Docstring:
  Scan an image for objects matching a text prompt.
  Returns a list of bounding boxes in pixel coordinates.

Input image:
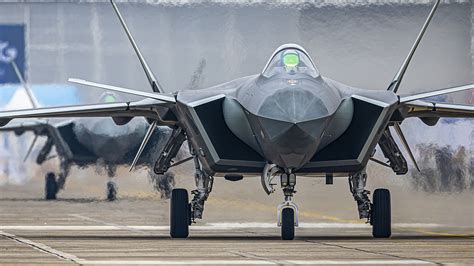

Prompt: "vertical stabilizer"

[387,0,441,93]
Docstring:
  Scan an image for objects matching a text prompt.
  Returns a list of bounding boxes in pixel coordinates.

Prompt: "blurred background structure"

[0,0,471,98]
[0,0,472,191]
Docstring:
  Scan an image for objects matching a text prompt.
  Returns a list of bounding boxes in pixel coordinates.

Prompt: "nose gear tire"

[281,208,295,240]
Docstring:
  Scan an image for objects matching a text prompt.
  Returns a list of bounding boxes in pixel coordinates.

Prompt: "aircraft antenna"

[110,0,164,93]
[387,0,440,93]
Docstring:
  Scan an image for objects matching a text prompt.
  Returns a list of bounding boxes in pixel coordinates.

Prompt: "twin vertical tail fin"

[387,0,440,93]
[384,0,441,172]
[110,0,164,170]
[110,0,164,93]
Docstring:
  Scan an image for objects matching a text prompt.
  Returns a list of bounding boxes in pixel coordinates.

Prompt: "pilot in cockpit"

[262,47,319,78]
[281,50,300,75]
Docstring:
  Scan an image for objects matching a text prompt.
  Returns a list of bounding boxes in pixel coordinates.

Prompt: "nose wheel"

[275,170,298,240]
[278,202,298,240]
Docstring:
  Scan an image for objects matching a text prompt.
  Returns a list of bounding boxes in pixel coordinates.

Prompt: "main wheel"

[281,208,295,240]
[170,188,189,238]
[106,181,117,201]
[45,173,58,200]
[372,188,391,238]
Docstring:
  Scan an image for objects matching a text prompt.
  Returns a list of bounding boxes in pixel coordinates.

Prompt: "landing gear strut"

[349,170,391,238]
[278,171,298,240]
[169,144,214,238]
[262,164,299,240]
[106,165,118,201]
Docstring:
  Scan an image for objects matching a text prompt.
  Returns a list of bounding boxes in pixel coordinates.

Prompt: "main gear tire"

[106,181,117,201]
[372,188,391,238]
[170,188,190,238]
[45,173,58,200]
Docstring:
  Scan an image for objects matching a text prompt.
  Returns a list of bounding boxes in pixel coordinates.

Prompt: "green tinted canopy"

[283,53,299,68]
[104,94,117,103]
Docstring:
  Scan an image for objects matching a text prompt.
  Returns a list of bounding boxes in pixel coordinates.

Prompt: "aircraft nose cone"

[249,114,329,169]
[246,88,333,169]
[258,88,329,123]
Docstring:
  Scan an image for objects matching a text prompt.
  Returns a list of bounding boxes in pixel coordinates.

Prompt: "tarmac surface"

[0,164,473,265]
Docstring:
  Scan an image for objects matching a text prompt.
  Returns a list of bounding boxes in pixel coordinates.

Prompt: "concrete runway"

[0,165,473,264]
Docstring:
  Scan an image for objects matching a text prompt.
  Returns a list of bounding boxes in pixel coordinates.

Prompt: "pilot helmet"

[281,50,300,74]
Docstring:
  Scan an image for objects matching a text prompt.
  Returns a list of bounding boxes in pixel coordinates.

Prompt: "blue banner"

[0,25,25,84]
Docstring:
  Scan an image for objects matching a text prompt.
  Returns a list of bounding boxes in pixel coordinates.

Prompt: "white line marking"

[205,222,370,229]
[0,230,83,263]
[68,213,146,233]
[80,260,274,265]
[287,260,431,265]
[0,222,445,231]
[69,259,431,265]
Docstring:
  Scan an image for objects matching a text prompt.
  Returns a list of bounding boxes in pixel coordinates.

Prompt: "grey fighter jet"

[0,89,174,201]
[0,0,473,240]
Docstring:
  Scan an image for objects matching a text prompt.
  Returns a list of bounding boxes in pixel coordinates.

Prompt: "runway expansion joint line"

[0,230,84,264]
[305,240,440,265]
[228,250,291,265]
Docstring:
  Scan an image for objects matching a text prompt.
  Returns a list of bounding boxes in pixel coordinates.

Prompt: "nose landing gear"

[278,199,298,240]
[278,171,298,240]
[262,164,299,240]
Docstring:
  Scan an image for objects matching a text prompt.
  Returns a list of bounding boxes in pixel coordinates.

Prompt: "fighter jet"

[0,0,472,240]
[0,61,176,201]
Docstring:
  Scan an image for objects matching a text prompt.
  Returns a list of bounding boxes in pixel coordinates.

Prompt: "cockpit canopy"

[100,92,119,103]
[262,44,319,78]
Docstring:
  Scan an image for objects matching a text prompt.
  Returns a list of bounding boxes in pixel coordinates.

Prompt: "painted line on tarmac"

[208,197,363,224]
[286,260,431,264]
[208,197,472,238]
[63,259,432,264]
[407,229,474,239]
[0,222,447,231]
[68,213,147,234]
[0,230,83,264]
[0,230,433,265]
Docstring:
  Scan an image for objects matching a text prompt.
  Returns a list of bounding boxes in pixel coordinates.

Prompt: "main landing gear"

[262,164,299,240]
[106,179,118,201]
[349,170,391,238]
[45,172,59,200]
[43,159,69,200]
[169,145,213,238]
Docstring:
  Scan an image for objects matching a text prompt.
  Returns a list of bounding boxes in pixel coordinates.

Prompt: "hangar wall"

[0,0,472,103]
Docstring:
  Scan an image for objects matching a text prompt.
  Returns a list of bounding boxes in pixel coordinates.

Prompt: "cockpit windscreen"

[262,48,319,78]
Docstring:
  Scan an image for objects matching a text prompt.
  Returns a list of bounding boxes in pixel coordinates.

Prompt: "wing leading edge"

[399,100,474,119]
[396,84,474,123]
[0,98,176,127]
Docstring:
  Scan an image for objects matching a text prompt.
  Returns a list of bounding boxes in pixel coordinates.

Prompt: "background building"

[0,0,472,103]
